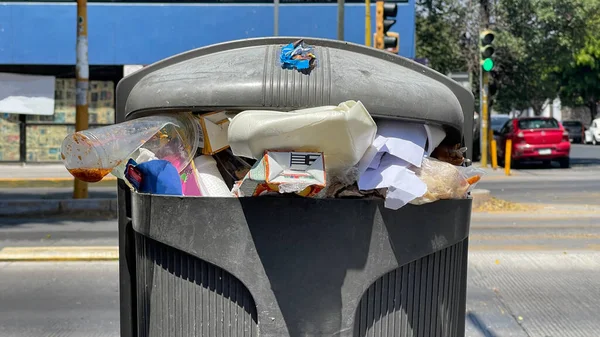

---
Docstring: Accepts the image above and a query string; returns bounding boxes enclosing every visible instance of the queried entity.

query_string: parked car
[562,120,585,144]
[472,114,509,161]
[585,126,594,144]
[491,115,511,133]
[588,118,600,145]
[494,117,571,168]
[472,112,480,161]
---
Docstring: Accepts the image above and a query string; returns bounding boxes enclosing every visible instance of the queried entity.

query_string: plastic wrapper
[430,143,466,166]
[410,157,484,205]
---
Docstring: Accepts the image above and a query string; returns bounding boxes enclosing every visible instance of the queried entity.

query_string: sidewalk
[0,164,116,188]
[475,164,595,182]
[0,164,73,179]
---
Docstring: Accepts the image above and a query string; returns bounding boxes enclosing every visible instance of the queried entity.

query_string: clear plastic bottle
[61,112,199,182]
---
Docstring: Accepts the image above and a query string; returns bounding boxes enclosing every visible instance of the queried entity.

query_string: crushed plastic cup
[61,112,199,182]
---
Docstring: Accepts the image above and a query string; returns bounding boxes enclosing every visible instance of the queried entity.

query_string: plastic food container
[61,112,199,182]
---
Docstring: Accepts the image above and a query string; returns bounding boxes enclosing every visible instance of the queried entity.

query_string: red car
[494,117,571,168]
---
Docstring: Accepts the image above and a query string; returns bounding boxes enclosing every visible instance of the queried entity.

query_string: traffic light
[479,30,495,72]
[374,1,398,51]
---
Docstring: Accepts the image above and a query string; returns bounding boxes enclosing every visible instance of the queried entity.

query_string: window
[0,114,20,161]
[518,118,559,130]
[0,78,115,162]
[562,121,583,132]
[500,120,512,135]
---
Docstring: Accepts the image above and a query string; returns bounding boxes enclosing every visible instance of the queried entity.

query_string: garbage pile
[61,100,483,210]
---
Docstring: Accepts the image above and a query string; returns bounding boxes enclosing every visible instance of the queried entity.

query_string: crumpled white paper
[357,120,430,210]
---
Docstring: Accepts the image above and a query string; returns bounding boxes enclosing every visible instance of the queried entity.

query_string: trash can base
[132,194,471,337]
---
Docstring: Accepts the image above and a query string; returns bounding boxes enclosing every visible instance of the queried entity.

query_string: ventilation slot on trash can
[355,240,466,337]
[135,233,259,337]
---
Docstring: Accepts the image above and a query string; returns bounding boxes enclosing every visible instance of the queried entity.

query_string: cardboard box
[196,111,231,155]
[233,151,326,198]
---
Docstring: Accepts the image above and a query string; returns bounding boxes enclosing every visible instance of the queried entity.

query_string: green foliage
[557,0,600,122]
[415,0,469,75]
[492,0,589,115]
[415,0,598,119]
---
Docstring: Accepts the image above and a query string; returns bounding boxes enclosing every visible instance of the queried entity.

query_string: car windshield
[563,121,583,131]
[491,116,510,131]
[518,118,559,130]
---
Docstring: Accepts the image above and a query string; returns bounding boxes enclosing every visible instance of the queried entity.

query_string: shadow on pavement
[0,214,116,227]
[0,187,117,200]
[467,311,500,337]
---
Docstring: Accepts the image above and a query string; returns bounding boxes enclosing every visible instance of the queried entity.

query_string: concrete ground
[0,144,598,336]
[1,250,599,337]
[1,211,600,336]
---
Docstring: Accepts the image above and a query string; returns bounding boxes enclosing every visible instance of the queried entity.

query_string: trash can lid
[117,37,473,140]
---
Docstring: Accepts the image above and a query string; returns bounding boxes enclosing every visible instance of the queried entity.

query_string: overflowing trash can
[104,37,476,337]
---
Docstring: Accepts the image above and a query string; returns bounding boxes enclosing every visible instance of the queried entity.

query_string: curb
[470,189,491,209]
[1,190,495,217]
[0,177,117,188]
[0,246,119,261]
[0,198,118,217]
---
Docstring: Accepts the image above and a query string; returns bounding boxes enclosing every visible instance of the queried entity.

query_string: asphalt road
[1,252,599,337]
[570,143,600,166]
[0,216,117,249]
[475,144,600,204]
[479,178,600,204]
[1,213,600,337]
[0,144,598,336]
[0,261,119,337]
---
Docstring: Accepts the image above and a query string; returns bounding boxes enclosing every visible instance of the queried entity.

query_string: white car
[589,118,600,145]
[585,127,593,144]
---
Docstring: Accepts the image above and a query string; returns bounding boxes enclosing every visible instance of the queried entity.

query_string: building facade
[0,0,416,163]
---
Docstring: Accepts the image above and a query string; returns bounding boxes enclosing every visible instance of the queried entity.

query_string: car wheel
[593,137,598,146]
[559,157,570,169]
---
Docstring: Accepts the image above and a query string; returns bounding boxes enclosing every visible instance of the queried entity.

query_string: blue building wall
[0,2,415,65]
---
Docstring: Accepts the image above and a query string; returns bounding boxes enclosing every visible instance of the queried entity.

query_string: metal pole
[74,0,89,199]
[365,0,371,46]
[274,0,279,36]
[337,0,345,40]
[481,71,489,167]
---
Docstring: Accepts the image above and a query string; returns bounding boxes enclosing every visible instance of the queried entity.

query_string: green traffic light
[482,58,494,72]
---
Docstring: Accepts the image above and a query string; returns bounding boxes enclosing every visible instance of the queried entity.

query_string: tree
[557,0,600,123]
[490,0,587,115]
[415,0,470,75]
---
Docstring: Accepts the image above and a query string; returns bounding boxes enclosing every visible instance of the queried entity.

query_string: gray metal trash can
[117,37,474,337]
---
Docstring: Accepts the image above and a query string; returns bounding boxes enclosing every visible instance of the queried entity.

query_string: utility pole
[274,0,279,36]
[365,0,371,46]
[74,0,89,199]
[481,71,489,166]
[338,0,345,40]
[479,0,490,167]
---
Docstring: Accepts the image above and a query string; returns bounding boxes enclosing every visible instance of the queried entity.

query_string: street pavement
[0,261,119,337]
[2,144,599,203]
[1,212,600,336]
[476,144,600,204]
[1,252,599,337]
[0,144,599,336]
[0,216,117,248]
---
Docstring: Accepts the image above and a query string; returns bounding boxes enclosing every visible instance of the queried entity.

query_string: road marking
[0,177,117,182]
[469,244,600,251]
[473,210,600,217]
[471,233,600,240]
[0,246,118,261]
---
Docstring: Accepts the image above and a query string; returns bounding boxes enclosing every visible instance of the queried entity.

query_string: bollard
[504,139,512,176]
[491,139,498,170]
